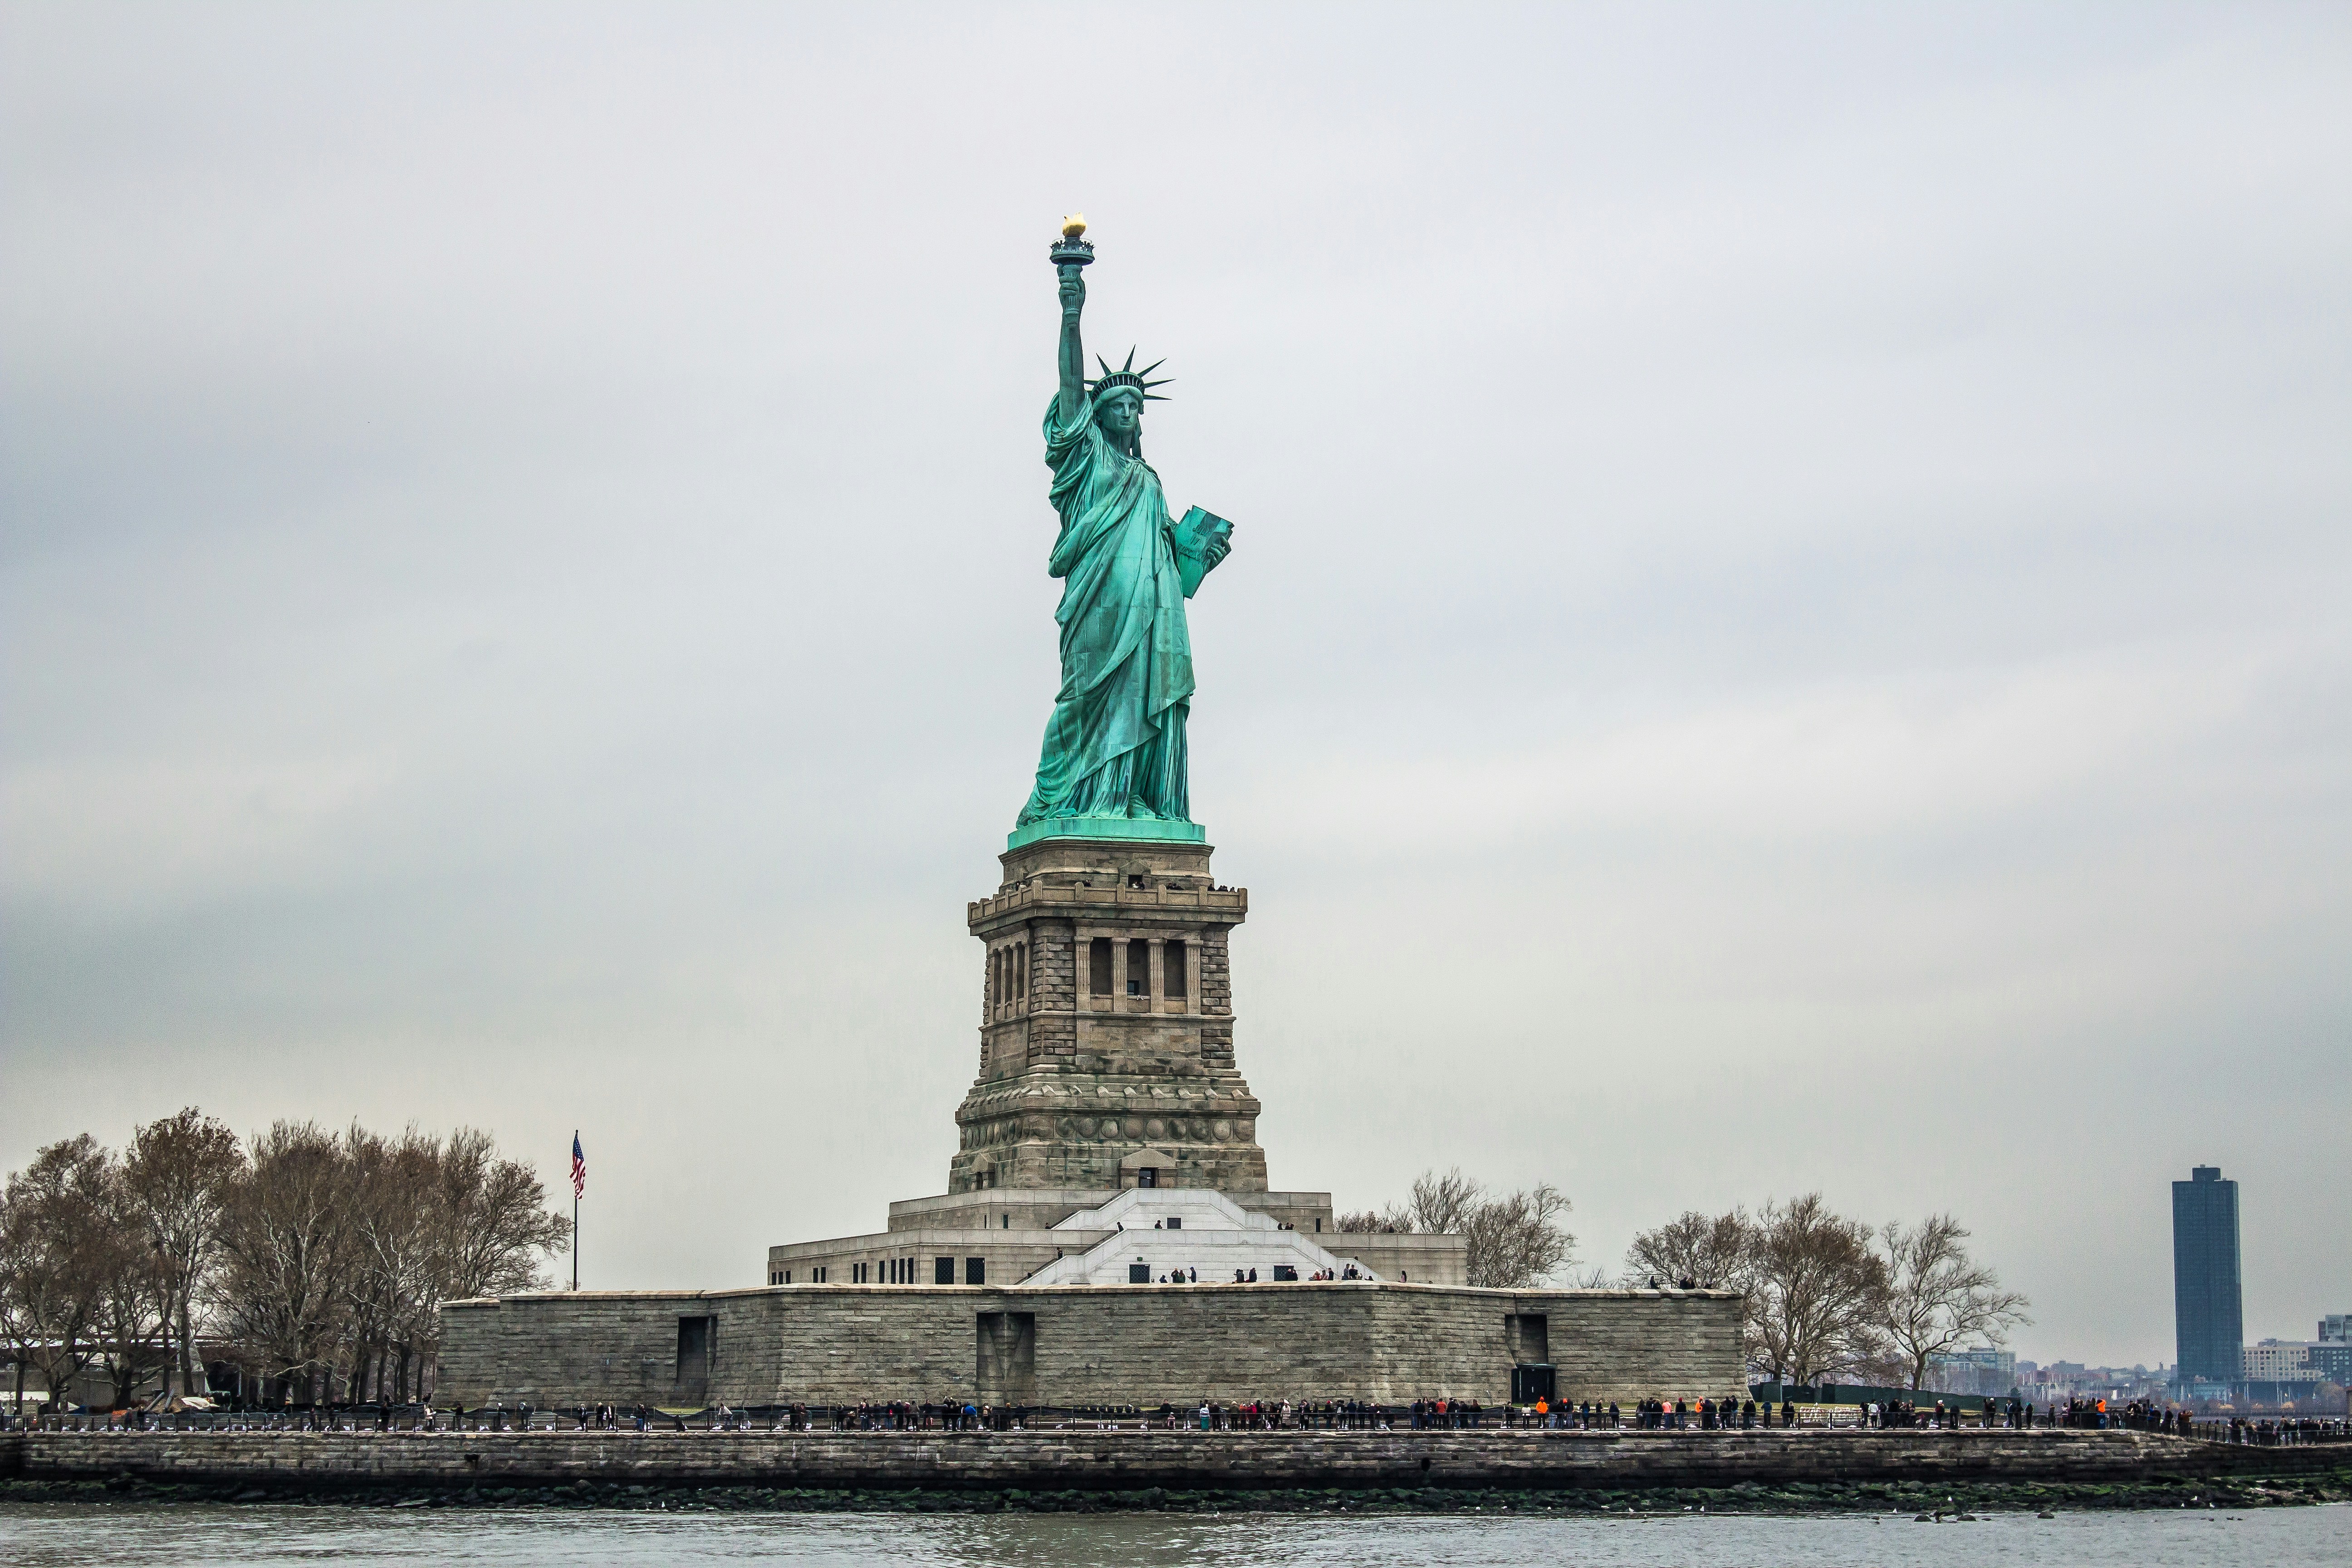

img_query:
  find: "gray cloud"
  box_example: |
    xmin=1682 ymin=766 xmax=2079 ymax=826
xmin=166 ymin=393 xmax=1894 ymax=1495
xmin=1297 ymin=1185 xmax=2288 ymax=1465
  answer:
xmin=5 ymin=1 xmax=2348 ymax=1368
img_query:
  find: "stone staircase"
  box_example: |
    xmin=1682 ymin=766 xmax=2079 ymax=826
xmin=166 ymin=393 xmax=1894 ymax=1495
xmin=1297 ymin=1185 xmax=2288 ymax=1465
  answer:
xmin=1020 ymin=1189 xmax=1377 ymax=1285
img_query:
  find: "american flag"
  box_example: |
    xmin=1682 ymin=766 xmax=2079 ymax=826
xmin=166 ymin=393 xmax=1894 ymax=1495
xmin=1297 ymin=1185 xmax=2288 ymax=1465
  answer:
xmin=570 ymin=1132 xmax=586 ymax=1200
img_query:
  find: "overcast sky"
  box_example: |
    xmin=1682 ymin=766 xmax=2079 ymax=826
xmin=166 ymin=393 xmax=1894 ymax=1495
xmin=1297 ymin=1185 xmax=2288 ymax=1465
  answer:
xmin=5 ymin=2 xmax=2347 ymax=1370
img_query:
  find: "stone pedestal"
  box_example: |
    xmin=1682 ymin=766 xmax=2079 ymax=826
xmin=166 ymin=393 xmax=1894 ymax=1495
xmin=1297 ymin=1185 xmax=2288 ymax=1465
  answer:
xmin=951 ymin=835 xmax=1267 ymax=1194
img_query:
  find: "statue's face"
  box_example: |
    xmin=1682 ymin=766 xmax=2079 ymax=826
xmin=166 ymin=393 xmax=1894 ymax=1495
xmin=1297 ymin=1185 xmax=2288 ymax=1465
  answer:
xmin=1096 ymin=390 xmax=1142 ymax=440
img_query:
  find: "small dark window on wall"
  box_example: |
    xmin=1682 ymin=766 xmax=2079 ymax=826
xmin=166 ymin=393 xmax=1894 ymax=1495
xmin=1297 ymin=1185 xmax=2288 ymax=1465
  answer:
xmin=965 ymin=1257 xmax=986 ymax=1285
xmin=1129 ymin=1263 xmax=1151 ymax=1284
xmin=1127 ymin=938 xmax=1149 ymax=995
xmin=935 ymin=1255 xmax=956 ymax=1285
xmin=1165 ymin=939 xmax=1188 ymax=1000
xmin=1089 ymin=937 xmax=1113 ymax=995
xmin=676 ymin=1316 xmax=712 ymax=1382
xmin=1015 ymin=943 xmax=1027 ymax=998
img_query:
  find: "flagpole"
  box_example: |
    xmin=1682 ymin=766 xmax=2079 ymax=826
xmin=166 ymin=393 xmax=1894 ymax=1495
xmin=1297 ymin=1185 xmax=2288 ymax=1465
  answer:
xmin=571 ymin=1129 xmax=580 ymax=1292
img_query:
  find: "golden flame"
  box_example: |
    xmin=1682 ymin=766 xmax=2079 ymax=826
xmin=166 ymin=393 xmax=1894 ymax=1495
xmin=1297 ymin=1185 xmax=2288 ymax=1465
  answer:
xmin=1061 ymin=214 xmax=1088 ymax=239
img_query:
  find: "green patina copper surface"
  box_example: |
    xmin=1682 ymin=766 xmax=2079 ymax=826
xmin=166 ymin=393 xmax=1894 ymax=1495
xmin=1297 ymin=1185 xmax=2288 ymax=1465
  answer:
xmin=1005 ymin=815 xmax=1208 ymax=851
xmin=1014 ymin=229 xmax=1231 ymax=850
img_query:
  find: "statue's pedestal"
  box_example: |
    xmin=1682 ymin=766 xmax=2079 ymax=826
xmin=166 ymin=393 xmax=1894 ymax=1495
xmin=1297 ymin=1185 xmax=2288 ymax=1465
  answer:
xmin=758 ymin=830 xmax=1465 ymax=1291
xmin=953 ymin=833 xmax=1266 ymax=1195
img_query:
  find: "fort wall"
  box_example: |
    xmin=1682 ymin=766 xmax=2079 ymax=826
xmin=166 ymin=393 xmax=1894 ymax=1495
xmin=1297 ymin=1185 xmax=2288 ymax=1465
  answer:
xmin=434 ymin=1283 xmax=1743 ymax=1410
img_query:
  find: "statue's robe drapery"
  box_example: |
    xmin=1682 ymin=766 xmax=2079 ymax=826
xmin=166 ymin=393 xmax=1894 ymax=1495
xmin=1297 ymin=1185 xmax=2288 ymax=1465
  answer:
xmin=1016 ymin=393 xmax=1193 ymax=825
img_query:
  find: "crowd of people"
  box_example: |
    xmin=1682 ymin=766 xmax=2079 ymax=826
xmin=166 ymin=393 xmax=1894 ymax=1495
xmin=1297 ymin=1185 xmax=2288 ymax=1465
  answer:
xmin=2034 ymin=1398 xmax=2350 ymax=1446
xmin=2203 ymin=1416 xmax=2349 ymax=1446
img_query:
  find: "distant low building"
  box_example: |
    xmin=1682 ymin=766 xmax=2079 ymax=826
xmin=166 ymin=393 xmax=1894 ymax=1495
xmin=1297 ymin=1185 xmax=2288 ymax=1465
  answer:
xmin=2242 ymin=1340 xmax=2311 ymax=1382
xmin=1927 ymin=1346 xmax=2017 ymax=1396
xmin=2236 ymin=1339 xmax=2342 ymax=1408
xmin=2014 ymin=1358 xmax=2170 ymax=1403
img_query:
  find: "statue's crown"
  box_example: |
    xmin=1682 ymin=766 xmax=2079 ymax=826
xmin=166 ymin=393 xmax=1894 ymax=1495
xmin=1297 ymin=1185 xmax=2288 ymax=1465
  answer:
xmin=1087 ymin=347 xmax=1172 ymax=403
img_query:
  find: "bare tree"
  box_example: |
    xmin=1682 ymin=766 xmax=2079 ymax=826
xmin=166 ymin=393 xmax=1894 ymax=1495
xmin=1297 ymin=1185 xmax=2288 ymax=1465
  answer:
xmin=92 ymin=1159 xmax=173 ymax=1408
xmin=123 ymin=1107 xmax=245 ymax=1398
xmin=346 ymin=1123 xmax=530 ymax=1405
xmin=0 ymin=1194 xmax=27 ymax=1411
xmin=1461 ymin=1182 xmax=1574 ymax=1289
xmin=1876 ymin=1215 xmax=2030 ymax=1391
xmin=1382 ymin=1169 xmax=1487 ymax=1237
xmin=1745 ymin=1193 xmax=1886 ymax=1387
xmin=342 ymin=1125 xmax=425 ymax=1405
xmin=1352 ymin=1169 xmax=1577 ymax=1288
xmin=0 ymin=1136 xmax=115 ymax=1412
xmin=431 ymin=1128 xmax=570 ymax=1301
xmin=211 ymin=1122 xmax=359 ymax=1406
xmin=1625 ymin=1209 xmax=1754 ymax=1290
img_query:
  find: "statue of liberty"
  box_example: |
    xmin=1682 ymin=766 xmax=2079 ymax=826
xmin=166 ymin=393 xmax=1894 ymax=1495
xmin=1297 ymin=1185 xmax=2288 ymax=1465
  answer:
xmin=1014 ymin=220 xmax=1231 ymax=844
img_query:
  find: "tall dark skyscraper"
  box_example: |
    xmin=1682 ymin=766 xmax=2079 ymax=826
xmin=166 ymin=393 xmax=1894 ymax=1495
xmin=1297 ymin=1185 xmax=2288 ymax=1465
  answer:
xmin=2172 ymin=1165 xmax=2244 ymax=1385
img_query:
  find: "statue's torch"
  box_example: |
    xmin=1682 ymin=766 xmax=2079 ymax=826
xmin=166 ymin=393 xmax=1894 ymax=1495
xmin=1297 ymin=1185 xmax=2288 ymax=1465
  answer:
xmin=1050 ymin=215 xmax=1094 ymax=276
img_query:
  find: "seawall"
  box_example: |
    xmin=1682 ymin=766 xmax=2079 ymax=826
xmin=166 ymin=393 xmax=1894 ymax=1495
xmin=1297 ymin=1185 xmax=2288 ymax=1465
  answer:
xmin=4 ymin=1429 xmax=2340 ymax=1496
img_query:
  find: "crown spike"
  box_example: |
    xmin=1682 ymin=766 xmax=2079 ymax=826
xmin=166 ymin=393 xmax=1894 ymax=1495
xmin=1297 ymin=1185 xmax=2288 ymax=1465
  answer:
xmin=1122 ymin=347 xmax=1137 ymax=372
xmin=1139 ymin=359 xmax=1166 ymax=377
xmin=1096 ymin=354 xmax=1113 ymax=377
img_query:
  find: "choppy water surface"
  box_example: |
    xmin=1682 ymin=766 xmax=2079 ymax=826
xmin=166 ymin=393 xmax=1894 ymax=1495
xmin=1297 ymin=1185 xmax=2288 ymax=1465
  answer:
xmin=0 ymin=1502 xmax=2344 ymax=1566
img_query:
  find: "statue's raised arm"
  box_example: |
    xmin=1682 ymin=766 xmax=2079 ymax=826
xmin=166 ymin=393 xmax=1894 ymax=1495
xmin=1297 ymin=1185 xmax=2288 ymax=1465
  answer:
xmin=1056 ymin=259 xmax=1088 ymax=425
